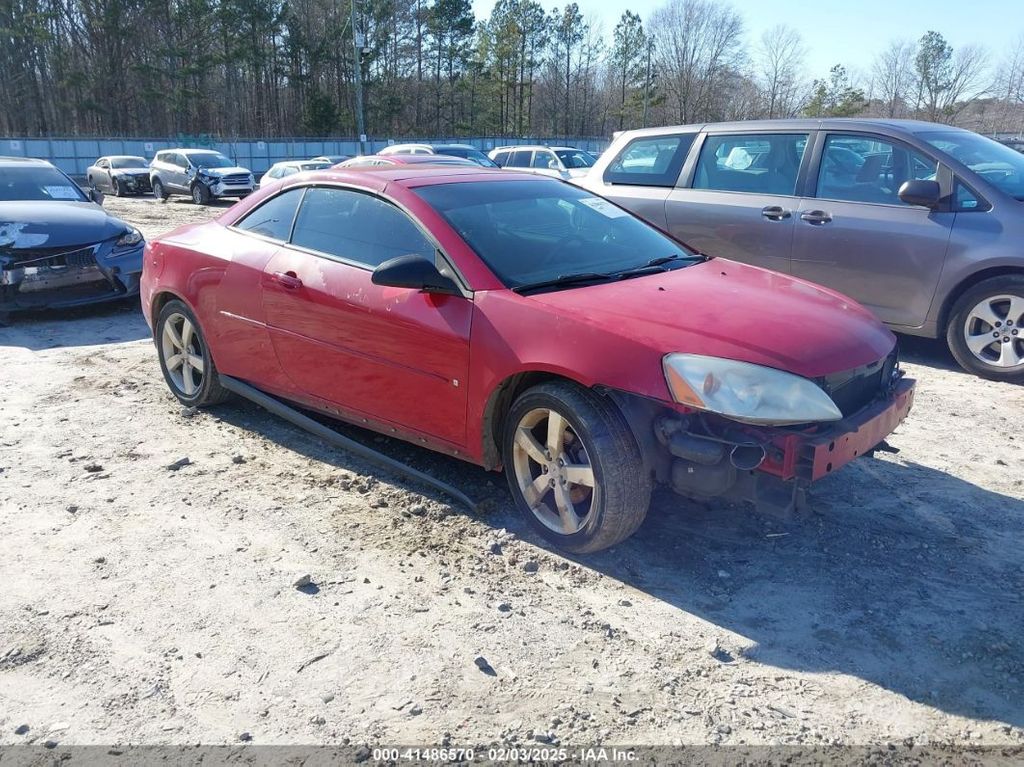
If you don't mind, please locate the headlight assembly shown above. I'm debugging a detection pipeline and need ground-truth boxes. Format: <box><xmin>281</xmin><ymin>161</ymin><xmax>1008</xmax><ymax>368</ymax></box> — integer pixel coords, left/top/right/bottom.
<box><xmin>663</xmin><ymin>353</ymin><xmax>842</xmax><ymax>426</ymax></box>
<box><xmin>115</xmin><ymin>226</ymin><xmax>144</xmax><ymax>248</ymax></box>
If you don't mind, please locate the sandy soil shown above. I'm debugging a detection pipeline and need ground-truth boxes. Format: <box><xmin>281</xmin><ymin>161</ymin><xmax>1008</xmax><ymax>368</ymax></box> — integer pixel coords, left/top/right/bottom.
<box><xmin>1</xmin><ymin>194</ymin><xmax>1023</xmax><ymax>749</ymax></box>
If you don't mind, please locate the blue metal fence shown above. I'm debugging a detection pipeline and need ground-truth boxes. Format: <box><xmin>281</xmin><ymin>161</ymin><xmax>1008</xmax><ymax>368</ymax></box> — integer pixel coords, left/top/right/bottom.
<box><xmin>0</xmin><ymin>135</ymin><xmax>611</xmax><ymax>175</ymax></box>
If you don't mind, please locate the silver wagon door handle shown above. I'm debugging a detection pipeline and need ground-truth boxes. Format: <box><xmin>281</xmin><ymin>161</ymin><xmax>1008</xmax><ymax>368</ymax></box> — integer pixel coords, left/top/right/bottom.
<box><xmin>800</xmin><ymin>210</ymin><xmax>833</xmax><ymax>225</ymax></box>
<box><xmin>761</xmin><ymin>205</ymin><xmax>791</xmax><ymax>221</ymax></box>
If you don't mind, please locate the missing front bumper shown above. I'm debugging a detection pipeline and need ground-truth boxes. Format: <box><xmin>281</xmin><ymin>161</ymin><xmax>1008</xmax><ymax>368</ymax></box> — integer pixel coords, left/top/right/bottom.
<box><xmin>655</xmin><ymin>378</ymin><xmax>916</xmax><ymax>516</ymax></box>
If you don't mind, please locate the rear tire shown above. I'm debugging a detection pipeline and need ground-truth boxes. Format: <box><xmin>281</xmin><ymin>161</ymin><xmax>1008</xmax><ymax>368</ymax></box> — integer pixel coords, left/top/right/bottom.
<box><xmin>151</xmin><ymin>177</ymin><xmax>168</xmax><ymax>200</ymax></box>
<box><xmin>946</xmin><ymin>275</ymin><xmax>1024</xmax><ymax>383</ymax></box>
<box><xmin>155</xmin><ymin>299</ymin><xmax>230</xmax><ymax>407</ymax></box>
<box><xmin>502</xmin><ymin>381</ymin><xmax>651</xmax><ymax>554</ymax></box>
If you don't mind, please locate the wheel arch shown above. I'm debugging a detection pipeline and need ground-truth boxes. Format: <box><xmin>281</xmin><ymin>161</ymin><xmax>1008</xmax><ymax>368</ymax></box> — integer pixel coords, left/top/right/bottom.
<box><xmin>479</xmin><ymin>370</ymin><xmax>661</xmax><ymax>474</ymax></box>
<box><xmin>150</xmin><ymin>289</ymin><xmax>196</xmax><ymax>338</ymax></box>
<box><xmin>481</xmin><ymin>371</ymin><xmax>587</xmax><ymax>470</ymax></box>
<box><xmin>939</xmin><ymin>265</ymin><xmax>1024</xmax><ymax>334</ymax></box>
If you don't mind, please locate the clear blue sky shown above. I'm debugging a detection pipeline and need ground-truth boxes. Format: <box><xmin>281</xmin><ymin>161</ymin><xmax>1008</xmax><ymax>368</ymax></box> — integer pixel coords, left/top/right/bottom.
<box><xmin>470</xmin><ymin>0</ymin><xmax>1021</xmax><ymax>80</ymax></box>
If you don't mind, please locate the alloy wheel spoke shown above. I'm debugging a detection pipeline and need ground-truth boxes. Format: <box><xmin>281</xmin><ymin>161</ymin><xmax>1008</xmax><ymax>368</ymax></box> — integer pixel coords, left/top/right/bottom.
<box><xmin>523</xmin><ymin>474</ymin><xmax>550</xmax><ymax>507</ymax></box>
<box><xmin>1006</xmin><ymin>295</ymin><xmax>1024</xmax><ymax>325</ymax></box>
<box><xmin>187</xmin><ymin>353</ymin><xmax>204</xmax><ymax>372</ymax></box>
<box><xmin>546</xmin><ymin>410</ymin><xmax>566</xmax><ymax>456</ymax></box>
<box><xmin>969</xmin><ymin>301</ymin><xmax>1003</xmax><ymax>329</ymax></box>
<box><xmin>998</xmin><ymin>340</ymin><xmax>1023</xmax><ymax>368</ymax></box>
<box><xmin>180</xmin><ymin>319</ymin><xmax>195</xmax><ymax>351</ymax></box>
<box><xmin>163</xmin><ymin>322</ymin><xmax>183</xmax><ymax>351</ymax></box>
<box><xmin>181</xmin><ymin>364</ymin><xmax>197</xmax><ymax>395</ymax></box>
<box><xmin>166</xmin><ymin>353</ymin><xmax>184</xmax><ymax>371</ymax></box>
<box><xmin>564</xmin><ymin>463</ymin><xmax>595</xmax><ymax>487</ymax></box>
<box><xmin>966</xmin><ymin>333</ymin><xmax>997</xmax><ymax>356</ymax></box>
<box><xmin>553</xmin><ymin>483</ymin><xmax>580</xmax><ymax>534</ymax></box>
<box><xmin>515</xmin><ymin>427</ymin><xmax>547</xmax><ymax>465</ymax></box>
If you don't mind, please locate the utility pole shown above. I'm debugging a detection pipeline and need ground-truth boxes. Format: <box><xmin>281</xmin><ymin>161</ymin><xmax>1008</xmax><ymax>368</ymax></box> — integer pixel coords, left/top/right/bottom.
<box><xmin>642</xmin><ymin>38</ymin><xmax>654</xmax><ymax>128</ymax></box>
<box><xmin>351</xmin><ymin>0</ymin><xmax>366</xmax><ymax>155</ymax></box>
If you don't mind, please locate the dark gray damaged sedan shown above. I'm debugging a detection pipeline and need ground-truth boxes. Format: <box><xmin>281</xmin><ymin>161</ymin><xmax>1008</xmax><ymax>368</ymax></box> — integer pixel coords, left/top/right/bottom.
<box><xmin>0</xmin><ymin>157</ymin><xmax>144</xmax><ymax>317</ymax></box>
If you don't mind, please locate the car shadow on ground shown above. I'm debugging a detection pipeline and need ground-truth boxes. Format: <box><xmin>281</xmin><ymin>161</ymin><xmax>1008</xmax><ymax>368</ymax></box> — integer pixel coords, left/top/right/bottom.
<box><xmin>897</xmin><ymin>333</ymin><xmax>961</xmax><ymax>373</ymax></box>
<box><xmin>211</xmin><ymin>395</ymin><xmax>1024</xmax><ymax>730</ymax></box>
<box><xmin>0</xmin><ymin>300</ymin><xmax>150</xmax><ymax>350</ymax></box>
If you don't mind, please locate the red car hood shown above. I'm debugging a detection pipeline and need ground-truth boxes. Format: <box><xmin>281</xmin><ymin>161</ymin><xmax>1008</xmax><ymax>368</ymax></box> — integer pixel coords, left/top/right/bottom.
<box><xmin>526</xmin><ymin>258</ymin><xmax>896</xmax><ymax>379</ymax></box>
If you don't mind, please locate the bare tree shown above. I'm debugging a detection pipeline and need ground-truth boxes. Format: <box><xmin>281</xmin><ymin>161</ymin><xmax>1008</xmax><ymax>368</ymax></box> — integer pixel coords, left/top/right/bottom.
<box><xmin>994</xmin><ymin>34</ymin><xmax>1024</xmax><ymax>135</ymax></box>
<box><xmin>871</xmin><ymin>39</ymin><xmax>916</xmax><ymax>118</ymax></box>
<box><xmin>756</xmin><ymin>24</ymin><xmax>807</xmax><ymax>118</ymax></box>
<box><xmin>650</xmin><ymin>0</ymin><xmax>745</xmax><ymax>124</ymax></box>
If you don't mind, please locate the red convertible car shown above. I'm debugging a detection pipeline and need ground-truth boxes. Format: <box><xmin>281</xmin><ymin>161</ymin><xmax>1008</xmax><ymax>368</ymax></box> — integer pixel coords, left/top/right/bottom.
<box><xmin>141</xmin><ymin>167</ymin><xmax>915</xmax><ymax>553</ymax></box>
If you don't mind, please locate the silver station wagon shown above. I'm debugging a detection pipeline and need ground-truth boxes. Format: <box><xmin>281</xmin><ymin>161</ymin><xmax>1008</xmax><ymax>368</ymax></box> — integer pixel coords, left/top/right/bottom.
<box><xmin>575</xmin><ymin>119</ymin><xmax>1024</xmax><ymax>383</ymax></box>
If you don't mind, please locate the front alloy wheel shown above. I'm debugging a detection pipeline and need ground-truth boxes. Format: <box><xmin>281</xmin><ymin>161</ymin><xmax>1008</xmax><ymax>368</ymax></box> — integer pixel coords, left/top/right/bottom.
<box><xmin>948</xmin><ymin>276</ymin><xmax>1024</xmax><ymax>383</ymax></box>
<box><xmin>191</xmin><ymin>183</ymin><xmax>211</xmax><ymax>205</ymax></box>
<box><xmin>512</xmin><ymin>407</ymin><xmax>597</xmax><ymax>536</ymax></box>
<box><xmin>503</xmin><ymin>382</ymin><xmax>651</xmax><ymax>553</ymax></box>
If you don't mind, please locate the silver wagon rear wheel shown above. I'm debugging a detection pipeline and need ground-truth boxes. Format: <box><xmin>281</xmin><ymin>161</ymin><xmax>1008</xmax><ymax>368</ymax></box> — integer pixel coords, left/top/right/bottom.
<box><xmin>963</xmin><ymin>293</ymin><xmax>1024</xmax><ymax>369</ymax></box>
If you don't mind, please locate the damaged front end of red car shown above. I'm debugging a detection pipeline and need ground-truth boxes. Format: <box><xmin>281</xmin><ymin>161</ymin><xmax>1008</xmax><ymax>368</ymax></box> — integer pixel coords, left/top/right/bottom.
<box><xmin>608</xmin><ymin>346</ymin><xmax>915</xmax><ymax>518</ymax></box>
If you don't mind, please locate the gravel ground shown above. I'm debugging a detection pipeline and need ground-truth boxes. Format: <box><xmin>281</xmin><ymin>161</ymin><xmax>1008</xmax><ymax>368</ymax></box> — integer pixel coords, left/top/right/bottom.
<box><xmin>0</xmin><ymin>194</ymin><xmax>1023</xmax><ymax>749</ymax></box>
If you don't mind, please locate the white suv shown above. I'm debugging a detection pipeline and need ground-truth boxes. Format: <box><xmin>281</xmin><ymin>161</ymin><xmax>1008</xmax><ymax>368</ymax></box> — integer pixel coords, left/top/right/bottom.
<box><xmin>150</xmin><ymin>149</ymin><xmax>255</xmax><ymax>205</ymax></box>
<box><xmin>488</xmin><ymin>145</ymin><xmax>596</xmax><ymax>179</ymax></box>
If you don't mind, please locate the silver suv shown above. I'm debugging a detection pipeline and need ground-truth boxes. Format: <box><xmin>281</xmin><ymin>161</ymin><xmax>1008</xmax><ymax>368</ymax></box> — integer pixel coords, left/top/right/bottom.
<box><xmin>574</xmin><ymin>119</ymin><xmax>1024</xmax><ymax>382</ymax></box>
<box><xmin>489</xmin><ymin>145</ymin><xmax>596</xmax><ymax>179</ymax></box>
<box><xmin>150</xmin><ymin>149</ymin><xmax>254</xmax><ymax>205</ymax></box>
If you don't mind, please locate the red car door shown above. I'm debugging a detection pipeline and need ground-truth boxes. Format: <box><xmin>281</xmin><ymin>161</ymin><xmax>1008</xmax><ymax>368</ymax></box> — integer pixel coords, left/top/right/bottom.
<box><xmin>260</xmin><ymin>185</ymin><xmax>472</xmax><ymax>447</ymax></box>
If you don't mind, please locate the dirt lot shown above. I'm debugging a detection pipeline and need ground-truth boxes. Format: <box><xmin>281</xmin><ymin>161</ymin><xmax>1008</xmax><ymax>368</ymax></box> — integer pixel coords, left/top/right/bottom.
<box><xmin>1</xmin><ymin>194</ymin><xmax>1023</xmax><ymax>749</ymax></box>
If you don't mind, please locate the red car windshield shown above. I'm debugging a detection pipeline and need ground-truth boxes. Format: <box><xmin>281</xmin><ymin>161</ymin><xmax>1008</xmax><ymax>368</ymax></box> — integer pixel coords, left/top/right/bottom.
<box><xmin>415</xmin><ymin>178</ymin><xmax>697</xmax><ymax>291</ymax></box>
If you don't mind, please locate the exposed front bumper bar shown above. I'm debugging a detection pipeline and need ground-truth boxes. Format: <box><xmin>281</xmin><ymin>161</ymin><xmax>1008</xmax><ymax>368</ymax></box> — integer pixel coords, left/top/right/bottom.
<box><xmin>760</xmin><ymin>378</ymin><xmax>916</xmax><ymax>482</ymax></box>
<box><xmin>656</xmin><ymin>377</ymin><xmax>916</xmax><ymax>517</ymax></box>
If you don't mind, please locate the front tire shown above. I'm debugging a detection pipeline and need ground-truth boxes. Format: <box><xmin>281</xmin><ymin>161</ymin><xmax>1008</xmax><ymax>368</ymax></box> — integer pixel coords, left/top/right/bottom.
<box><xmin>156</xmin><ymin>299</ymin><xmax>229</xmax><ymax>407</ymax></box>
<box><xmin>947</xmin><ymin>275</ymin><xmax>1024</xmax><ymax>383</ymax></box>
<box><xmin>151</xmin><ymin>177</ymin><xmax>168</xmax><ymax>200</ymax></box>
<box><xmin>191</xmin><ymin>183</ymin><xmax>211</xmax><ymax>205</ymax></box>
<box><xmin>112</xmin><ymin>178</ymin><xmax>122</xmax><ymax>197</ymax></box>
<box><xmin>502</xmin><ymin>382</ymin><xmax>651</xmax><ymax>554</ymax></box>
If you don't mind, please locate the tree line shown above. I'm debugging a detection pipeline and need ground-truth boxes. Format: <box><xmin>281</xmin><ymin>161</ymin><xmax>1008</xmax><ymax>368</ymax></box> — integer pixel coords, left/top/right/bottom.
<box><xmin>1</xmin><ymin>0</ymin><xmax>1022</xmax><ymax>139</ymax></box>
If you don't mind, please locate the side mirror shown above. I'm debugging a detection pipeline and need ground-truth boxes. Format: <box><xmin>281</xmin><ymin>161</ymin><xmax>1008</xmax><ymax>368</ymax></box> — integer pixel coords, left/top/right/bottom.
<box><xmin>89</xmin><ymin>187</ymin><xmax>104</xmax><ymax>205</ymax></box>
<box><xmin>371</xmin><ymin>255</ymin><xmax>461</xmax><ymax>295</ymax></box>
<box><xmin>898</xmin><ymin>179</ymin><xmax>941</xmax><ymax>208</ymax></box>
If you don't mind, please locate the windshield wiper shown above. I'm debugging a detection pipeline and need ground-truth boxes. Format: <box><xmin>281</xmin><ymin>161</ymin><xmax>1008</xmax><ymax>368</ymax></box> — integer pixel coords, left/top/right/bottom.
<box><xmin>610</xmin><ymin>253</ymin><xmax>705</xmax><ymax>279</ymax></box>
<box><xmin>512</xmin><ymin>272</ymin><xmax>615</xmax><ymax>294</ymax></box>
<box><xmin>513</xmin><ymin>254</ymin><xmax>707</xmax><ymax>295</ymax></box>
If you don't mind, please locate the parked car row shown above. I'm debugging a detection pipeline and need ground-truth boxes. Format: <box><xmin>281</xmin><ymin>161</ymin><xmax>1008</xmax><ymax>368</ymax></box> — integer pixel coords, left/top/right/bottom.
<box><xmin>7</xmin><ymin>119</ymin><xmax>1022</xmax><ymax>555</ymax></box>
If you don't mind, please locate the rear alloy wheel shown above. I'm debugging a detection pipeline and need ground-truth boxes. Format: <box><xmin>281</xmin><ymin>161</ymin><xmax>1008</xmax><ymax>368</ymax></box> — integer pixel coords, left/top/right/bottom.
<box><xmin>156</xmin><ymin>300</ymin><xmax>229</xmax><ymax>407</ymax></box>
<box><xmin>191</xmin><ymin>183</ymin><xmax>211</xmax><ymax>205</ymax></box>
<box><xmin>947</xmin><ymin>276</ymin><xmax>1024</xmax><ymax>383</ymax></box>
<box><xmin>503</xmin><ymin>382</ymin><xmax>651</xmax><ymax>553</ymax></box>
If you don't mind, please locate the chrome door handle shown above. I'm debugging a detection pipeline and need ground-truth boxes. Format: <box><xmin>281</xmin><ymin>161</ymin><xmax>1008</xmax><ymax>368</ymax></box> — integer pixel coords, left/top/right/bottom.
<box><xmin>800</xmin><ymin>210</ymin><xmax>833</xmax><ymax>225</ymax></box>
<box><xmin>272</xmin><ymin>271</ymin><xmax>303</xmax><ymax>289</ymax></box>
<box><xmin>761</xmin><ymin>205</ymin><xmax>791</xmax><ymax>221</ymax></box>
